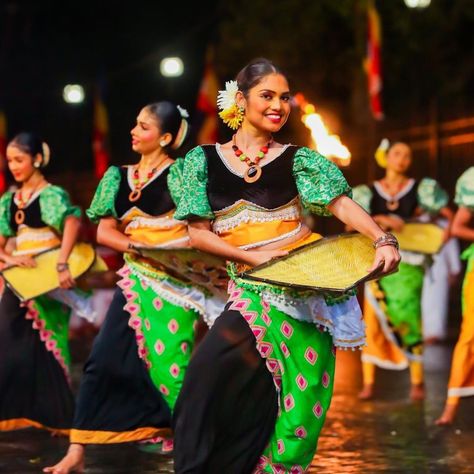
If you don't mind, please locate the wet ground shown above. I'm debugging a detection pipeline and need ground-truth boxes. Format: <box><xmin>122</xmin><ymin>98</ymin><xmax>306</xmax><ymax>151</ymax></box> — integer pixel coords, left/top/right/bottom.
<box><xmin>2</xmin><ymin>340</ymin><xmax>474</xmax><ymax>474</ymax></box>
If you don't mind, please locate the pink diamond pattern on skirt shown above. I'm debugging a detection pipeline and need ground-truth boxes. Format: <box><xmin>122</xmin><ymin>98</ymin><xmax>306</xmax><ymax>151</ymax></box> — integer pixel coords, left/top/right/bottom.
<box><xmin>304</xmin><ymin>346</ymin><xmax>318</xmax><ymax>365</ymax></box>
<box><xmin>295</xmin><ymin>426</ymin><xmax>307</xmax><ymax>438</ymax></box>
<box><xmin>296</xmin><ymin>373</ymin><xmax>308</xmax><ymax>391</ymax></box>
<box><xmin>322</xmin><ymin>371</ymin><xmax>330</xmax><ymax>388</ymax></box>
<box><xmin>259</xmin><ymin>342</ymin><xmax>273</xmax><ymax>357</ymax></box>
<box><xmin>144</xmin><ymin>318</ymin><xmax>151</xmax><ymax>331</ymax></box>
<box><xmin>284</xmin><ymin>393</ymin><xmax>295</xmax><ymax>412</ymax></box>
<box><xmin>154</xmin><ymin>340</ymin><xmax>165</xmax><ymax>355</ymax></box>
<box><xmin>280</xmin><ymin>321</ymin><xmax>294</xmax><ymax>339</ymax></box>
<box><xmin>252</xmin><ymin>325</ymin><xmax>266</xmax><ymax>342</ymax></box>
<box><xmin>170</xmin><ymin>363</ymin><xmax>180</xmax><ymax>378</ymax></box>
<box><xmin>290</xmin><ymin>466</ymin><xmax>304</xmax><ymax>474</ymax></box>
<box><xmin>242</xmin><ymin>311</ymin><xmax>258</xmax><ymax>325</ymax></box>
<box><xmin>277</xmin><ymin>439</ymin><xmax>285</xmax><ymax>454</ymax></box>
<box><xmin>153</xmin><ymin>297</ymin><xmax>163</xmax><ymax>311</ymax></box>
<box><xmin>280</xmin><ymin>341</ymin><xmax>290</xmax><ymax>358</ymax></box>
<box><xmin>168</xmin><ymin>319</ymin><xmax>179</xmax><ymax>334</ymax></box>
<box><xmin>181</xmin><ymin>342</ymin><xmax>188</xmax><ymax>354</ymax></box>
<box><xmin>313</xmin><ymin>401</ymin><xmax>323</xmax><ymax>418</ymax></box>
<box><xmin>266</xmin><ymin>358</ymin><xmax>280</xmax><ymax>375</ymax></box>
<box><xmin>159</xmin><ymin>384</ymin><xmax>170</xmax><ymax>396</ymax></box>
<box><xmin>261</xmin><ymin>311</ymin><xmax>272</xmax><ymax>326</ymax></box>
<box><xmin>273</xmin><ymin>464</ymin><xmax>287</xmax><ymax>474</ymax></box>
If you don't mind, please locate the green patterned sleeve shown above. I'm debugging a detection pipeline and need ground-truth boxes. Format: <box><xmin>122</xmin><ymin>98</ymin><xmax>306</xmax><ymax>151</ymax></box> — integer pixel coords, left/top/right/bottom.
<box><xmin>454</xmin><ymin>167</ymin><xmax>474</xmax><ymax>211</ymax></box>
<box><xmin>39</xmin><ymin>185</ymin><xmax>82</xmax><ymax>233</ymax></box>
<box><xmin>417</xmin><ymin>177</ymin><xmax>449</xmax><ymax>214</ymax></box>
<box><xmin>352</xmin><ymin>184</ymin><xmax>373</xmax><ymax>213</ymax></box>
<box><xmin>0</xmin><ymin>191</ymin><xmax>14</xmax><ymax>238</ymax></box>
<box><xmin>167</xmin><ymin>157</ymin><xmax>185</xmax><ymax>207</ymax></box>
<box><xmin>174</xmin><ymin>146</ymin><xmax>214</xmax><ymax>221</ymax></box>
<box><xmin>293</xmin><ymin>147</ymin><xmax>352</xmax><ymax>216</ymax></box>
<box><xmin>86</xmin><ymin>166</ymin><xmax>121</xmax><ymax>223</ymax></box>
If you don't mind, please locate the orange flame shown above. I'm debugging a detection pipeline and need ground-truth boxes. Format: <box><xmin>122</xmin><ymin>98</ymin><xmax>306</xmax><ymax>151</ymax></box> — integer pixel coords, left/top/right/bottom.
<box><xmin>294</xmin><ymin>93</ymin><xmax>351</xmax><ymax>164</ymax></box>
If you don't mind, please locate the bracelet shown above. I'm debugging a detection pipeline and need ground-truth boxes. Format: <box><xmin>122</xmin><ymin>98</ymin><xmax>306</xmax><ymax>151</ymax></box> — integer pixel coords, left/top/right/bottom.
<box><xmin>127</xmin><ymin>242</ymin><xmax>142</xmax><ymax>255</ymax></box>
<box><xmin>56</xmin><ymin>262</ymin><xmax>69</xmax><ymax>272</ymax></box>
<box><xmin>373</xmin><ymin>232</ymin><xmax>399</xmax><ymax>250</ymax></box>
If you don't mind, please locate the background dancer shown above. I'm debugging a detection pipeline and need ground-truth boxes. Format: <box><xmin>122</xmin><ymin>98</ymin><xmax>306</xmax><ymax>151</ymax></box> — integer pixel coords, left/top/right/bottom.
<box><xmin>44</xmin><ymin>101</ymin><xmax>223</xmax><ymax>474</ymax></box>
<box><xmin>0</xmin><ymin>132</ymin><xmax>83</xmax><ymax>434</ymax></box>
<box><xmin>172</xmin><ymin>58</ymin><xmax>400</xmax><ymax>474</ymax></box>
<box><xmin>353</xmin><ymin>140</ymin><xmax>451</xmax><ymax>401</ymax></box>
<box><xmin>436</xmin><ymin>167</ymin><xmax>474</xmax><ymax>425</ymax></box>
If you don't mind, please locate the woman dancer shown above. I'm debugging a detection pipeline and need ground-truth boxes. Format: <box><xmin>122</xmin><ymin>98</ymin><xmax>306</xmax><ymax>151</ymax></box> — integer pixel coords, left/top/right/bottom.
<box><xmin>172</xmin><ymin>58</ymin><xmax>400</xmax><ymax>473</ymax></box>
<box><xmin>45</xmin><ymin>101</ymin><xmax>222</xmax><ymax>473</ymax></box>
<box><xmin>436</xmin><ymin>167</ymin><xmax>474</xmax><ymax>425</ymax></box>
<box><xmin>0</xmin><ymin>132</ymin><xmax>82</xmax><ymax>434</ymax></box>
<box><xmin>353</xmin><ymin>140</ymin><xmax>450</xmax><ymax>401</ymax></box>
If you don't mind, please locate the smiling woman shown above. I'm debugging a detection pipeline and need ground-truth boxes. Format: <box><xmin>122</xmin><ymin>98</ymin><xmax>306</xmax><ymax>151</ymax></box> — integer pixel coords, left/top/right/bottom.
<box><xmin>171</xmin><ymin>57</ymin><xmax>400</xmax><ymax>474</ymax></box>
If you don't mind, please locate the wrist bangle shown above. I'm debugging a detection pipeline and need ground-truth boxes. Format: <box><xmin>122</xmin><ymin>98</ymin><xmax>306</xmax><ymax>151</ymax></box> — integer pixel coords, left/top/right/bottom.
<box><xmin>373</xmin><ymin>232</ymin><xmax>399</xmax><ymax>250</ymax></box>
<box><xmin>56</xmin><ymin>262</ymin><xmax>69</xmax><ymax>272</ymax></box>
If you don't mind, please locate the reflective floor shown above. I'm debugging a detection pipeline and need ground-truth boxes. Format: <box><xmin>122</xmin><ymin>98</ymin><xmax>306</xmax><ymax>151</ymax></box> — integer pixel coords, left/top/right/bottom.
<box><xmin>2</xmin><ymin>342</ymin><xmax>474</xmax><ymax>473</ymax></box>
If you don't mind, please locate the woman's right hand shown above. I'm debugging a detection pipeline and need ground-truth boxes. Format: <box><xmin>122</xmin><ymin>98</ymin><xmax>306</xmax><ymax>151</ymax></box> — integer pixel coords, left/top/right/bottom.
<box><xmin>244</xmin><ymin>249</ymin><xmax>289</xmax><ymax>267</ymax></box>
<box><xmin>4</xmin><ymin>254</ymin><xmax>37</xmax><ymax>268</ymax></box>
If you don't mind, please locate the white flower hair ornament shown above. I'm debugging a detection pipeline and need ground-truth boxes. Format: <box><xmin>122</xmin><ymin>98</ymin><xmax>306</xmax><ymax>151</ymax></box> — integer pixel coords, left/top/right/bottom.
<box><xmin>173</xmin><ymin>105</ymin><xmax>189</xmax><ymax>149</ymax></box>
<box><xmin>41</xmin><ymin>142</ymin><xmax>51</xmax><ymax>167</ymax></box>
<box><xmin>217</xmin><ymin>80</ymin><xmax>244</xmax><ymax>130</ymax></box>
<box><xmin>375</xmin><ymin>138</ymin><xmax>390</xmax><ymax>169</ymax></box>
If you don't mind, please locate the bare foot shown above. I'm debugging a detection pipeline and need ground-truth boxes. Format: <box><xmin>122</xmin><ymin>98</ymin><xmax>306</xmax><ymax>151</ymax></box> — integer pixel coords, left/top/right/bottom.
<box><xmin>43</xmin><ymin>444</ymin><xmax>85</xmax><ymax>474</ymax></box>
<box><xmin>435</xmin><ymin>404</ymin><xmax>458</xmax><ymax>426</ymax></box>
<box><xmin>358</xmin><ymin>384</ymin><xmax>374</xmax><ymax>400</ymax></box>
<box><xmin>410</xmin><ymin>383</ymin><xmax>425</xmax><ymax>401</ymax></box>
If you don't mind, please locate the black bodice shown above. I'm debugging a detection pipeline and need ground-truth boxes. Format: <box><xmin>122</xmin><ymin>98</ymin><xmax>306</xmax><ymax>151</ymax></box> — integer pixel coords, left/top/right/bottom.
<box><xmin>201</xmin><ymin>145</ymin><xmax>299</xmax><ymax>211</ymax></box>
<box><xmin>370</xmin><ymin>180</ymin><xmax>419</xmax><ymax>219</ymax></box>
<box><xmin>115</xmin><ymin>166</ymin><xmax>175</xmax><ymax>218</ymax></box>
<box><xmin>9</xmin><ymin>195</ymin><xmax>46</xmax><ymax>232</ymax></box>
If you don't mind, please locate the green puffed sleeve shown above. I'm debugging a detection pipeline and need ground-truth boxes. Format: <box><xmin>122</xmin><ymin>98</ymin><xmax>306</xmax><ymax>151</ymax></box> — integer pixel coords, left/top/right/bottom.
<box><xmin>293</xmin><ymin>147</ymin><xmax>352</xmax><ymax>216</ymax></box>
<box><xmin>167</xmin><ymin>158</ymin><xmax>185</xmax><ymax>207</ymax></box>
<box><xmin>174</xmin><ymin>146</ymin><xmax>215</xmax><ymax>221</ymax></box>
<box><xmin>39</xmin><ymin>185</ymin><xmax>82</xmax><ymax>233</ymax></box>
<box><xmin>86</xmin><ymin>166</ymin><xmax>121</xmax><ymax>223</ymax></box>
<box><xmin>454</xmin><ymin>167</ymin><xmax>474</xmax><ymax>211</ymax></box>
<box><xmin>352</xmin><ymin>184</ymin><xmax>373</xmax><ymax>213</ymax></box>
<box><xmin>0</xmin><ymin>191</ymin><xmax>14</xmax><ymax>238</ymax></box>
<box><xmin>417</xmin><ymin>177</ymin><xmax>448</xmax><ymax>214</ymax></box>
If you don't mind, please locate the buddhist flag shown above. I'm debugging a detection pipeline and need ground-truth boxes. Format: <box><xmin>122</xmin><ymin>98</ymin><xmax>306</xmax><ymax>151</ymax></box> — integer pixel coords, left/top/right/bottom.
<box><xmin>195</xmin><ymin>57</ymin><xmax>219</xmax><ymax>144</ymax></box>
<box><xmin>0</xmin><ymin>110</ymin><xmax>7</xmax><ymax>193</ymax></box>
<box><xmin>92</xmin><ymin>89</ymin><xmax>110</xmax><ymax>179</ymax></box>
<box><xmin>366</xmin><ymin>0</ymin><xmax>384</xmax><ymax>120</ymax></box>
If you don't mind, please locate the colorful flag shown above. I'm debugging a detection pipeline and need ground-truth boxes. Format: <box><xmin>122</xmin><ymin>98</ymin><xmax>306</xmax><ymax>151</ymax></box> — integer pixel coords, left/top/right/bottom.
<box><xmin>366</xmin><ymin>0</ymin><xmax>384</xmax><ymax>120</ymax></box>
<box><xmin>195</xmin><ymin>57</ymin><xmax>219</xmax><ymax>144</ymax></box>
<box><xmin>92</xmin><ymin>90</ymin><xmax>110</xmax><ymax>179</ymax></box>
<box><xmin>0</xmin><ymin>110</ymin><xmax>7</xmax><ymax>193</ymax></box>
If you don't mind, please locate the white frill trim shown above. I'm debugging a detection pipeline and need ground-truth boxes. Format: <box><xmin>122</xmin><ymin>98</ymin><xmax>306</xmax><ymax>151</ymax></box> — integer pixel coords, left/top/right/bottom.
<box><xmin>447</xmin><ymin>387</ymin><xmax>474</xmax><ymax>398</ymax></box>
<box><xmin>16</xmin><ymin>229</ymin><xmax>58</xmax><ymax>243</ymax></box>
<box><xmin>125</xmin><ymin>216</ymin><xmax>186</xmax><ymax>231</ymax></box>
<box><xmin>261</xmin><ymin>291</ymin><xmax>366</xmax><ymax>350</ymax></box>
<box><xmin>400</xmin><ymin>250</ymin><xmax>429</xmax><ymax>267</ymax></box>
<box><xmin>213</xmin><ymin>203</ymin><xmax>301</xmax><ymax>233</ymax></box>
<box><xmin>126</xmin><ymin>265</ymin><xmax>225</xmax><ymax>327</ymax></box>
<box><xmin>47</xmin><ymin>288</ymin><xmax>98</xmax><ymax>323</ymax></box>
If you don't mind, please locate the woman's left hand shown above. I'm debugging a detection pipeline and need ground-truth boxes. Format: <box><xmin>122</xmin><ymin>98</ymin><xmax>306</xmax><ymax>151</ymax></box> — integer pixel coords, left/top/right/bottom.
<box><xmin>367</xmin><ymin>245</ymin><xmax>401</xmax><ymax>275</ymax></box>
<box><xmin>58</xmin><ymin>268</ymin><xmax>76</xmax><ymax>289</ymax></box>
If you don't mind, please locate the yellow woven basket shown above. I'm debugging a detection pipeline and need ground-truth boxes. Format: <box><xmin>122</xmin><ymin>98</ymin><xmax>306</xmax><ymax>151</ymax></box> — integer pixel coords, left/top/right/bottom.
<box><xmin>1</xmin><ymin>242</ymin><xmax>97</xmax><ymax>301</ymax></box>
<box><xmin>392</xmin><ymin>222</ymin><xmax>444</xmax><ymax>254</ymax></box>
<box><xmin>243</xmin><ymin>233</ymin><xmax>380</xmax><ymax>292</ymax></box>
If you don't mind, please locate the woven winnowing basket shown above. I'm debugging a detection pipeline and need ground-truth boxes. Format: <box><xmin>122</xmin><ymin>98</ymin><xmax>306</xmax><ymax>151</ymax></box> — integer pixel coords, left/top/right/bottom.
<box><xmin>1</xmin><ymin>242</ymin><xmax>96</xmax><ymax>301</ymax></box>
<box><xmin>392</xmin><ymin>222</ymin><xmax>444</xmax><ymax>255</ymax></box>
<box><xmin>243</xmin><ymin>233</ymin><xmax>378</xmax><ymax>292</ymax></box>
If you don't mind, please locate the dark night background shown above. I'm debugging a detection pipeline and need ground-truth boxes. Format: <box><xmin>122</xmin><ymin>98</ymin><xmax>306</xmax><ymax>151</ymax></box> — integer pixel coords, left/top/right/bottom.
<box><xmin>1</xmin><ymin>0</ymin><xmax>473</xmax><ymax>200</ymax></box>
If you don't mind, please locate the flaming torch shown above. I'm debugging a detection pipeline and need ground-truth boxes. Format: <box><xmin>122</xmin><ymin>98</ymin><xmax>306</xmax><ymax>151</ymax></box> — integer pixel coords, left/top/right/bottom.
<box><xmin>294</xmin><ymin>93</ymin><xmax>351</xmax><ymax>166</ymax></box>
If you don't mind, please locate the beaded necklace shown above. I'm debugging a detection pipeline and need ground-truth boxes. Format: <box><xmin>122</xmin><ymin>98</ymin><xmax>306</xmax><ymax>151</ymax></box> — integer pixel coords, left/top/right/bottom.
<box><xmin>128</xmin><ymin>156</ymin><xmax>169</xmax><ymax>202</ymax></box>
<box><xmin>231</xmin><ymin>134</ymin><xmax>273</xmax><ymax>183</ymax></box>
<box><xmin>14</xmin><ymin>181</ymin><xmax>46</xmax><ymax>225</ymax></box>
